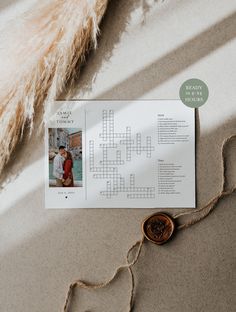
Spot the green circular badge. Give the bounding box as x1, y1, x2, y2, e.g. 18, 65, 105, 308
179, 78, 209, 108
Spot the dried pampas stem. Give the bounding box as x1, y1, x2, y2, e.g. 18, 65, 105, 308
0, 0, 108, 174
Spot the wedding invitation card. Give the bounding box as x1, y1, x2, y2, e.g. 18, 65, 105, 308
45, 100, 195, 208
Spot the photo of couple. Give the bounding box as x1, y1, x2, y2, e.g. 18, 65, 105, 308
48, 128, 82, 187
53, 146, 74, 187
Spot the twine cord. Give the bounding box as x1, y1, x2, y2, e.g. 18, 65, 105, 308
63, 134, 236, 311
63, 237, 144, 312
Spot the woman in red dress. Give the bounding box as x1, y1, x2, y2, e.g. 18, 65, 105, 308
63, 151, 74, 187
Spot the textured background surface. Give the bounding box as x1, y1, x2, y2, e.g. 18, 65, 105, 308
1, 0, 236, 311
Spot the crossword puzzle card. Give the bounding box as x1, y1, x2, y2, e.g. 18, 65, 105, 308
45, 100, 195, 208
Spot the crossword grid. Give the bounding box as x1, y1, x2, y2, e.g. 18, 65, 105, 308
90, 110, 155, 199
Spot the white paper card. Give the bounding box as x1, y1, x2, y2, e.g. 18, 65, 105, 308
45, 100, 195, 208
